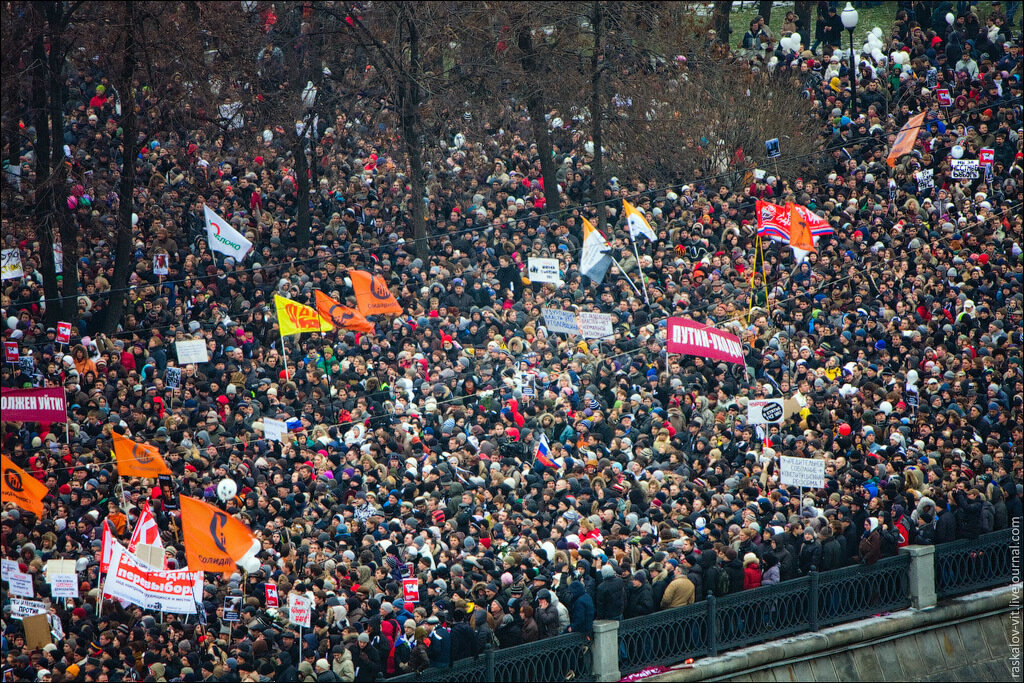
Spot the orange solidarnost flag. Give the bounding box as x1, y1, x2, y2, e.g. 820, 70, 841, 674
111, 431, 172, 478
886, 111, 926, 167
179, 495, 257, 574
314, 290, 375, 334
1, 454, 49, 516
350, 270, 403, 317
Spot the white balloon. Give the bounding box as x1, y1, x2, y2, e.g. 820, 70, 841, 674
946, 12, 954, 25
879, 400, 893, 416
241, 556, 260, 573
872, 48, 884, 62
217, 479, 238, 502
951, 145, 964, 159
791, 33, 801, 47
131, 213, 139, 226
7, 316, 17, 330
871, 27, 883, 39
262, 129, 273, 143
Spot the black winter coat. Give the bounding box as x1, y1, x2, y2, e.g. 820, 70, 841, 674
595, 575, 625, 620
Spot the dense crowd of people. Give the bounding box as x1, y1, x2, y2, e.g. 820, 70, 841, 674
2, 1, 1022, 681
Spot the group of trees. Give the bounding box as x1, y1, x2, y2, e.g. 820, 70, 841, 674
2, 1, 820, 330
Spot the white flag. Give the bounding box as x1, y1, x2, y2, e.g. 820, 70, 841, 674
580, 218, 612, 285
623, 199, 657, 242
204, 205, 252, 261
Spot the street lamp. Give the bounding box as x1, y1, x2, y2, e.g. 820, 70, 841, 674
841, 2, 859, 115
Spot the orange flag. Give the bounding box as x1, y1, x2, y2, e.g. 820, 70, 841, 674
112, 432, 172, 478
179, 495, 256, 574
314, 290, 375, 334
1, 454, 49, 516
886, 111, 926, 167
350, 270, 403, 316
788, 203, 816, 254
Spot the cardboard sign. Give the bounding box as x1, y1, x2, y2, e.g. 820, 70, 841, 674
56, 322, 72, 344
51, 574, 79, 598
19, 355, 34, 375
54, 242, 63, 274
915, 169, 934, 190
926, 68, 937, 88
527, 257, 561, 284
578, 311, 614, 339
175, 339, 209, 364
7, 571, 34, 597
936, 88, 952, 107
747, 398, 785, 424
165, 366, 182, 389
1, 248, 23, 281
45, 559, 77, 582
950, 159, 980, 179
158, 473, 179, 510
288, 593, 312, 627
765, 138, 781, 158
779, 456, 826, 488
978, 148, 994, 167
23, 613, 52, 650
542, 308, 579, 335
263, 417, 287, 442
4, 341, 18, 363
265, 583, 279, 607
153, 253, 170, 276
402, 577, 420, 604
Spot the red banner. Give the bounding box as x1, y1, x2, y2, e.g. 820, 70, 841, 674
0, 387, 67, 423
666, 317, 745, 365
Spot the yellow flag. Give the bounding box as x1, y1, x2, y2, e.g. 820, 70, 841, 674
274, 294, 334, 337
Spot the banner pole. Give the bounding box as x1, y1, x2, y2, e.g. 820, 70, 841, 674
280, 335, 289, 380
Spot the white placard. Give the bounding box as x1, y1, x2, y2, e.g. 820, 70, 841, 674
915, 169, 933, 190
779, 456, 826, 489
542, 308, 579, 335
263, 417, 287, 442
53, 243, 63, 274
950, 159, 980, 179
1, 248, 24, 281
175, 339, 209, 365
45, 559, 77, 582
9, 597, 47, 619
577, 311, 614, 339
7, 570, 34, 597
527, 257, 561, 284
747, 398, 785, 425
153, 253, 169, 276
288, 592, 312, 627
50, 574, 79, 598
2, 558, 19, 576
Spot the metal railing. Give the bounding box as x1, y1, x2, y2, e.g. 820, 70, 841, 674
391, 632, 593, 683
934, 528, 1015, 598
619, 555, 912, 676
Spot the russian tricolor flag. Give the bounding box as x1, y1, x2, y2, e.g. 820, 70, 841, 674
535, 434, 560, 469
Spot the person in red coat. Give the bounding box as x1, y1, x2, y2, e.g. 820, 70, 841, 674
743, 553, 762, 590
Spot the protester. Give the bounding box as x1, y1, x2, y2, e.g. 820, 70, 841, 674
1, 3, 1021, 682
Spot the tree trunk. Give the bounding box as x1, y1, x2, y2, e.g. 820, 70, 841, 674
712, 1, 733, 40
758, 0, 773, 25
794, 1, 812, 41
401, 13, 428, 260
294, 131, 311, 246
30, 12, 61, 328
100, 2, 138, 335
590, 0, 606, 231
45, 2, 79, 322
518, 29, 560, 216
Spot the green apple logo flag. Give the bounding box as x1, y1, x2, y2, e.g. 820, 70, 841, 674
204, 205, 253, 260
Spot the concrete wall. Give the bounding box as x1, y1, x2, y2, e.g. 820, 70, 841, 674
651, 586, 1020, 683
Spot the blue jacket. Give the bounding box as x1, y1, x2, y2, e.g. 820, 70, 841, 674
568, 580, 595, 636
428, 626, 451, 667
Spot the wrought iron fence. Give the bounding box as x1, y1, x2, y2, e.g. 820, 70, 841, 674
934, 528, 1015, 598
714, 573, 816, 651
816, 554, 911, 627
390, 632, 593, 683
619, 600, 710, 675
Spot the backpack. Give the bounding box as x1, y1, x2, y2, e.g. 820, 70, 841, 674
715, 566, 730, 597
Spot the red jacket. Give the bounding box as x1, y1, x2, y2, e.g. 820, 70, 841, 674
743, 565, 762, 590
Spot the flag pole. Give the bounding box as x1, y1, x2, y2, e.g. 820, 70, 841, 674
629, 237, 651, 307
280, 334, 289, 380
608, 255, 644, 299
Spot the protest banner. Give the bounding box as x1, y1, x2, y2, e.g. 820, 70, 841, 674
45, 559, 77, 582
4, 341, 18, 363
1, 248, 23, 280
0, 387, 68, 423
103, 542, 204, 614
950, 159, 980, 179
56, 322, 71, 344
747, 399, 785, 424
175, 339, 210, 364
978, 148, 994, 167
527, 257, 561, 284
7, 570, 34, 597
577, 311, 614, 339
223, 596, 242, 622
666, 317, 744, 365
915, 169, 934, 190
288, 593, 312, 627
263, 418, 287, 442
9, 597, 47, 619
153, 253, 169, 275
265, 583, 279, 607
165, 367, 182, 389
402, 577, 420, 604
542, 308, 579, 335
779, 456, 826, 488
51, 574, 79, 599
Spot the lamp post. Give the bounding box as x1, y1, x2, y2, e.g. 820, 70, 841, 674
841, 3, 859, 115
